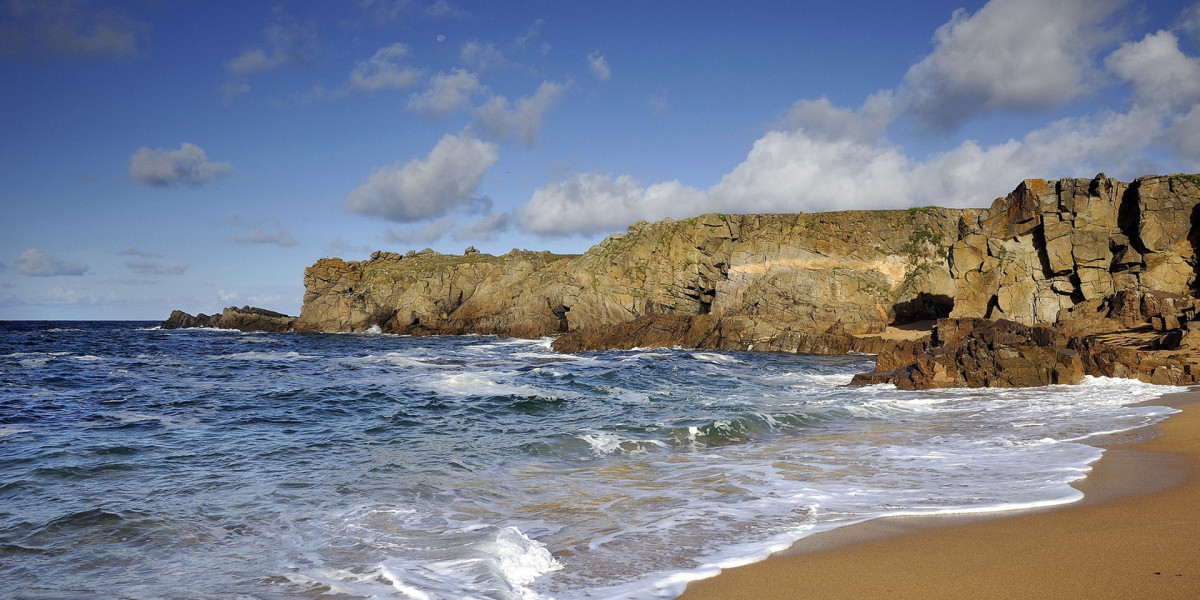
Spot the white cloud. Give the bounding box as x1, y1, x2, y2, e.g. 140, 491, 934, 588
346, 132, 499, 222
350, 43, 423, 91
217, 289, 239, 303
384, 217, 457, 245
45, 286, 101, 305
223, 22, 320, 100
231, 229, 299, 246
521, 173, 705, 236
0, 0, 149, 60
648, 87, 668, 115
325, 237, 375, 257
517, 0, 1200, 238
587, 50, 611, 81
14, 248, 88, 276
358, 0, 411, 23
129, 143, 235, 187
118, 245, 161, 258
472, 81, 567, 145
460, 40, 505, 71
425, 0, 468, 18
125, 259, 189, 275
784, 93, 896, 144
1106, 30, 1200, 110
453, 212, 511, 241
901, 0, 1125, 130
520, 98, 1185, 237
514, 19, 544, 49
407, 68, 483, 117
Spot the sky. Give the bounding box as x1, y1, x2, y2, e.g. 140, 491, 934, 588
3, 0, 1200, 320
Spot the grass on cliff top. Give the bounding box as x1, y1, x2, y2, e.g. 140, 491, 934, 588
1169, 173, 1200, 186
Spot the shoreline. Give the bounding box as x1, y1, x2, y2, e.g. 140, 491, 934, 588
678, 389, 1200, 599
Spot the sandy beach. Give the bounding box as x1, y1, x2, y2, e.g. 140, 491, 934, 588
679, 390, 1200, 600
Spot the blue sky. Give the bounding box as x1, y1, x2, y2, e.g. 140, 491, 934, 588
3, 0, 1200, 320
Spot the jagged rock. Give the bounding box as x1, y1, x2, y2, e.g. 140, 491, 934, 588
161, 306, 295, 333
161, 309, 222, 329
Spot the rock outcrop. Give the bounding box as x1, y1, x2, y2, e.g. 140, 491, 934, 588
164, 172, 1200, 389
162, 306, 295, 332
289, 209, 969, 354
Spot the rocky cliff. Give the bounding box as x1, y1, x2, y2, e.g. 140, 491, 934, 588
288, 208, 970, 354
165, 173, 1200, 387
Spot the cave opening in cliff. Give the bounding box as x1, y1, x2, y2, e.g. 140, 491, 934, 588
891, 293, 954, 326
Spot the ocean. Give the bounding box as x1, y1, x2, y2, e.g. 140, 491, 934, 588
0, 321, 1177, 599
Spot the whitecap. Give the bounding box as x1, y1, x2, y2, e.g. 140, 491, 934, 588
215, 351, 314, 361
0, 426, 31, 438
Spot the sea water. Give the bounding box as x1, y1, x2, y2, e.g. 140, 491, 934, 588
0, 321, 1177, 599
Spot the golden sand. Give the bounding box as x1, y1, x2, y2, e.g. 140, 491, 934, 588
679, 391, 1200, 600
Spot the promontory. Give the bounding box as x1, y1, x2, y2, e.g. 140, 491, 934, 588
165, 173, 1200, 388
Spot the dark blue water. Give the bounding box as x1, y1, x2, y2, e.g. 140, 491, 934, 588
0, 322, 1176, 599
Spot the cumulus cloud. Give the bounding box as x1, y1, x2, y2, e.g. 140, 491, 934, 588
14, 248, 88, 276
472, 81, 567, 145
350, 42, 423, 91
346, 132, 499, 223
901, 0, 1125, 130
1106, 30, 1200, 110
587, 50, 611, 81
521, 98, 1184, 237
0, 0, 150, 60
223, 22, 320, 100
407, 68, 483, 117
129, 143, 234, 187
522, 173, 706, 236
517, 0, 1200, 238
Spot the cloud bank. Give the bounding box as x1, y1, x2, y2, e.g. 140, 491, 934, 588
519, 0, 1200, 238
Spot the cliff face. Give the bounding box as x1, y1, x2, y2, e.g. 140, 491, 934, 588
290, 173, 1200, 357
167, 173, 1200, 386
291, 208, 972, 353
949, 174, 1200, 325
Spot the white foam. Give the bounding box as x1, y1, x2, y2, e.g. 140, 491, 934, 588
492, 526, 563, 589
73, 355, 104, 361
216, 351, 314, 361
0, 426, 31, 438
103, 412, 197, 429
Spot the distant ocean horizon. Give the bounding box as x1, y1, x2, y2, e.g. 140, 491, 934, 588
0, 321, 1177, 599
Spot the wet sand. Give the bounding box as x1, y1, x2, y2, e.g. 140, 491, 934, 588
679, 391, 1200, 600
